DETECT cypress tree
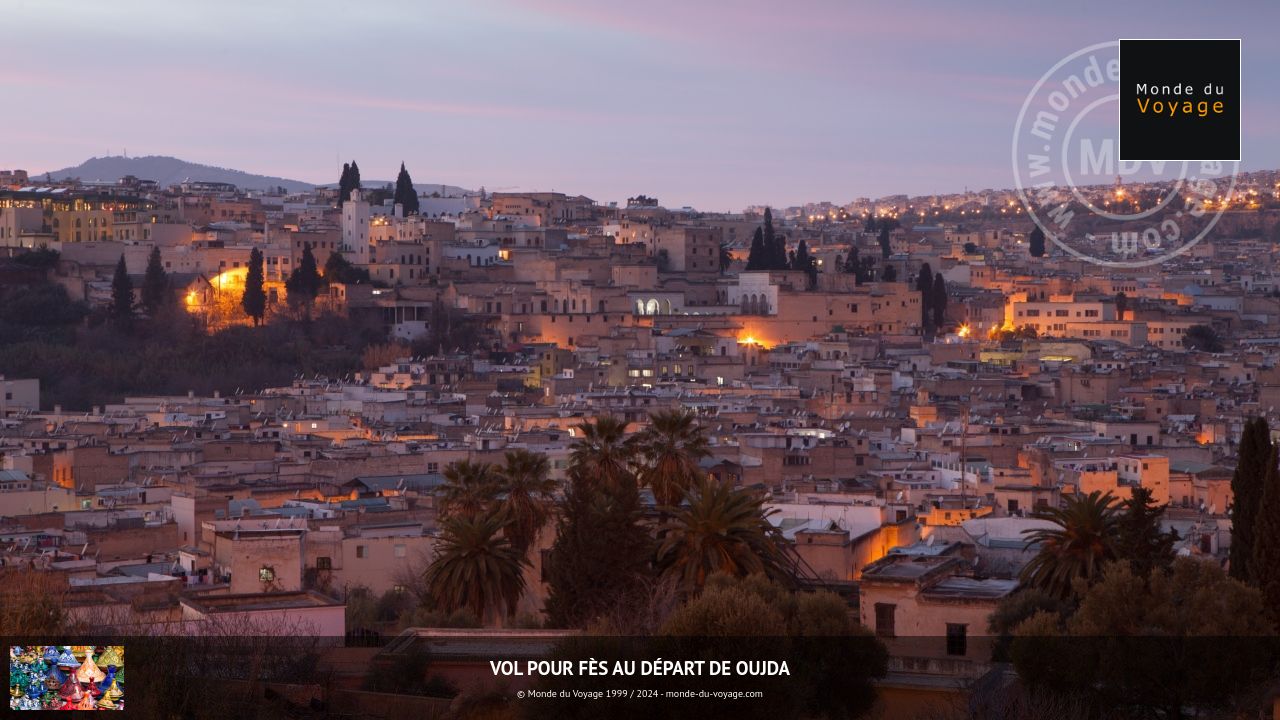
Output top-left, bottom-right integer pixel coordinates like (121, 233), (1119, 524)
(1253, 443), (1280, 616)
(544, 476), (653, 628)
(844, 247), (859, 274)
(878, 225), (891, 259)
(109, 254), (133, 321)
(242, 247), (266, 326)
(763, 208), (784, 270)
(882, 263), (898, 282)
(349, 160), (361, 195)
(932, 274), (948, 327)
(916, 264), (933, 291)
(338, 162), (352, 203)
(774, 235), (790, 270)
(1116, 486), (1178, 578)
(792, 239), (810, 271)
(285, 242), (323, 306)
(917, 263), (934, 330)
(746, 227), (765, 271)
(1029, 226), (1046, 257)
(1231, 416), (1272, 582)
(141, 245), (169, 313)
(393, 162), (420, 215)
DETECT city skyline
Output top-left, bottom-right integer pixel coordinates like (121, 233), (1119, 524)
(6, 0), (1278, 211)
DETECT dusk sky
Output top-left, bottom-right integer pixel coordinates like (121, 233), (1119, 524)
(5, 0), (1277, 210)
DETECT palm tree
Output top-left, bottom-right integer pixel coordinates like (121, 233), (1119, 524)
(495, 449), (557, 554)
(636, 409), (710, 507)
(1020, 490), (1121, 599)
(656, 478), (789, 593)
(438, 460), (499, 519)
(568, 416), (637, 496)
(425, 510), (528, 622)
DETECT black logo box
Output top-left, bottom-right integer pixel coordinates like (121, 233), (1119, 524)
(1119, 39), (1241, 162)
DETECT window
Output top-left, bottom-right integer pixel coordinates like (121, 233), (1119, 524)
(946, 623), (968, 656)
(259, 566), (276, 583)
(874, 603), (896, 638)
(394, 544), (406, 558)
(356, 545), (366, 559)
(316, 556), (332, 570)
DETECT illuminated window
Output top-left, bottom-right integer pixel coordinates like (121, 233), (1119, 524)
(259, 566), (275, 583)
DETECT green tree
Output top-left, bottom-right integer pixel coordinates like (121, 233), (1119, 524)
(1231, 416), (1271, 582)
(881, 263), (897, 282)
(109, 254), (133, 322)
(1020, 491), (1120, 599)
(635, 409), (709, 508)
(241, 247), (266, 326)
(987, 587), (1071, 662)
(963, 241), (978, 254)
(1011, 560), (1276, 719)
(285, 242), (323, 306)
(1183, 324), (1224, 352)
(141, 246), (169, 314)
(1029, 225), (1046, 257)
(878, 225), (891, 259)
(495, 449), (557, 555)
(1115, 291), (1128, 318)
(718, 243), (733, 273)
(438, 460), (500, 520)
(338, 160), (362, 203)
(567, 416), (637, 496)
(393, 162), (420, 215)
(659, 574), (888, 720)
(745, 227), (766, 271)
(931, 273), (948, 328)
(656, 478), (790, 593)
(323, 250), (372, 285)
(763, 207), (785, 270)
(424, 510), (528, 622)
(1114, 486), (1177, 578)
(1252, 443), (1280, 617)
(12, 245), (59, 269)
(916, 263), (934, 330)
(544, 472), (653, 628)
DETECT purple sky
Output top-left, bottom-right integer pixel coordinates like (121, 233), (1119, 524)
(4, 0), (1276, 210)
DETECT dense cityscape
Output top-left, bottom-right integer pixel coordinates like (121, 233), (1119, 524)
(5, 0), (1280, 716)
(3, 157), (1280, 718)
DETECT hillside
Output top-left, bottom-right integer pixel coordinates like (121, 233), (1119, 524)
(42, 155), (473, 197)
(43, 155), (315, 192)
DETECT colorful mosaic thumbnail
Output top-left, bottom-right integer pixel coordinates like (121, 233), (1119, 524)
(9, 645), (124, 711)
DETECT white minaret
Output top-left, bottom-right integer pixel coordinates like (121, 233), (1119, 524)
(342, 188), (372, 265)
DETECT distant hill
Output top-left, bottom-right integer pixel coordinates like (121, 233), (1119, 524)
(42, 155), (473, 197)
(43, 155), (315, 193)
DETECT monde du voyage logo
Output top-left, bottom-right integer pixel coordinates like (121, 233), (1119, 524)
(1012, 40), (1241, 267)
